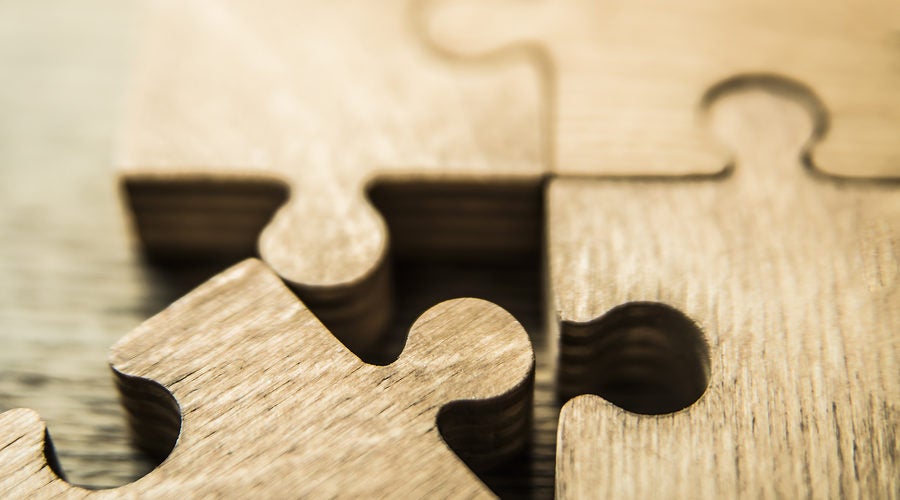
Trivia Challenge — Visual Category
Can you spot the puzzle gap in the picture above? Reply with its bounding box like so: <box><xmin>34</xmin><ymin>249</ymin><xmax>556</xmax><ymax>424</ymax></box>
<box><xmin>122</xmin><ymin>176</ymin><xmax>290</xmax><ymax>263</ymax></box>
<box><xmin>558</xmin><ymin>303</ymin><xmax>710</xmax><ymax>415</ymax></box>
<box><xmin>36</xmin><ymin>369</ymin><xmax>182</xmax><ymax>490</ymax></box>
<box><xmin>112</xmin><ymin>371</ymin><xmax>181</xmax><ymax>469</ymax></box>
<box><xmin>366</xmin><ymin>179</ymin><xmax>546</xmax><ymax>362</ymax></box>
<box><xmin>368</xmin><ymin>179</ymin><xmax>551</xmax><ymax>497</ymax></box>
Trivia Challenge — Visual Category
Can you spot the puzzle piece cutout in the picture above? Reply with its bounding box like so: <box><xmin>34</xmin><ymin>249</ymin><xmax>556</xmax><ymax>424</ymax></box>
<box><xmin>119</xmin><ymin>0</ymin><xmax>544</xmax><ymax>353</ymax></box>
<box><xmin>549</xmin><ymin>90</ymin><xmax>899</xmax><ymax>496</ymax></box>
<box><xmin>423</xmin><ymin>0</ymin><xmax>900</xmax><ymax>177</ymax></box>
<box><xmin>0</xmin><ymin>259</ymin><xmax>534</xmax><ymax>497</ymax></box>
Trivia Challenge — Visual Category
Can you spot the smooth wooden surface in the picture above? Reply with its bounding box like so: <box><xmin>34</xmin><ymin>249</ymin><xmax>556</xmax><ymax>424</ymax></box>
<box><xmin>1</xmin><ymin>259</ymin><xmax>534</xmax><ymax>498</ymax></box>
<box><xmin>551</xmin><ymin>90</ymin><xmax>899</xmax><ymax>498</ymax></box>
<box><xmin>119</xmin><ymin>0</ymin><xmax>544</xmax><ymax>353</ymax></box>
<box><xmin>423</xmin><ymin>0</ymin><xmax>900</xmax><ymax>178</ymax></box>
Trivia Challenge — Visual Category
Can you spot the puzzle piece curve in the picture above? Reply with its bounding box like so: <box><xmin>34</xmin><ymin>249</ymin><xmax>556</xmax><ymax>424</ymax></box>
<box><xmin>423</xmin><ymin>0</ymin><xmax>900</xmax><ymax>177</ymax></box>
<box><xmin>120</xmin><ymin>0</ymin><xmax>544</xmax><ymax>353</ymax></box>
<box><xmin>549</xmin><ymin>90</ymin><xmax>899</xmax><ymax>496</ymax></box>
<box><xmin>0</xmin><ymin>259</ymin><xmax>535</xmax><ymax>498</ymax></box>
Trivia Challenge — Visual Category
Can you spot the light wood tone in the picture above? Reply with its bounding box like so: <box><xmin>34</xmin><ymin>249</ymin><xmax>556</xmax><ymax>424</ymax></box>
<box><xmin>422</xmin><ymin>0</ymin><xmax>900</xmax><ymax>178</ymax></box>
<box><xmin>4</xmin><ymin>1</ymin><xmax>898</xmax><ymax>497</ymax></box>
<box><xmin>119</xmin><ymin>0</ymin><xmax>544</xmax><ymax>353</ymax></box>
<box><xmin>550</xmin><ymin>90</ymin><xmax>899</xmax><ymax>498</ymax></box>
<box><xmin>0</xmin><ymin>259</ymin><xmax>534</xmax><ymax>498</ymax></box>
<box><xmin>0</xmin><ymin>5</ymin><xmax>553</xmax><ymax>492</ymax></box>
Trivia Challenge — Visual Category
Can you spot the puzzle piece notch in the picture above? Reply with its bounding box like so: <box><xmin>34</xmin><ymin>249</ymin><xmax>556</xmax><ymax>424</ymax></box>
<box><xmin>423</xmin><ymin>0</ymin><xmax>900</xmax><ymax>178</ymax></box>
<box><xmin>120</xmin><ymin>0</ymin><xmax>544</xmax><ymax>355</ymax></box>
<box><xmin>0</xmin><ymin>259</ymin><xmax>534</xmax><ymax>498</ymax></box>
<box><xmin>549</xmin><ymin>89</ymin><xmax>900</xmax><ymax>495</ymax></box>
<box><xmin>557</xmin><ymin>302</ymin><xmax>710</xmax><ymax>412</ymax></box>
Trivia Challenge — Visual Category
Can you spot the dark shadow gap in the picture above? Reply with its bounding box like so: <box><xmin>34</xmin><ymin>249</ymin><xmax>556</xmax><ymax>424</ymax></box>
<box><xmin>559</xmin><ymin>302</ymin><xmax>710</xmax><ymax>415</ymax></box>
<box><xmin>368</xmin><ymin>179</ymin><xmax>548</xmax><ymax>499</ymax></box>
<box><xmin>40</xmin><ymin>373</ymin><xmax>181</xmax><ymax>491</ymax></box>
<box><xmin>111</xmin><ymin>371</ymin><xmax>181</xmax><ymax>466</ymax></box>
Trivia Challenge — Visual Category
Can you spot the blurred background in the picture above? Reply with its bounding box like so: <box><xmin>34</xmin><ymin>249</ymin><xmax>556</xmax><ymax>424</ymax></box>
<box><xmin>0</xmin><ymin>0</ymin><xmax>232</xmax><ymax>488</ymax></box>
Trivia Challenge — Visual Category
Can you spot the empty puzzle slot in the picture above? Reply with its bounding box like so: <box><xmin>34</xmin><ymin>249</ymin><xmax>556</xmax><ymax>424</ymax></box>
<box><xmin>34</xmin><ymin>370</ymin><xmax>181</xmax><ymax>491</ymax></box>
<box><xmin>112</xmin><ymin>370</ymin><xmax>181</xmax><ymax>471</ymax></box>
<box><xmin>559</xmin><ymin>302</ymin><xmax>710</xmax><ymax>415</ymax></box>
<box><xmin>367</xmin><ymin>178</ymin><xmax>547</xmax><ymax>497</ymax></box>
<box><xmin>366</xmin><ymin>177</ymin><xmax>545</xmax><ymax>362</ymax></box>
<box><xmin>122</xmin><ymin>175</ymin><xmax>290</xmax><ymax>263</ymax></box>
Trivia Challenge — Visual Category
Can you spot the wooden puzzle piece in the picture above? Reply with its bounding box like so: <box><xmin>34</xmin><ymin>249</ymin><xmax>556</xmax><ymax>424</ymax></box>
<box><xmin>119</xmin><ymin>0</ymin><xmax>544</xmax><ymax>354</ymax></box>
<box><xmin>422</xmin><ymin>0</ymin><xmax>900</xmax><ymax>177</ymax></box>
<box><xmin>549</xmin><ymin>90</ymin><xmax>899</xmax><ymax>496</ymax></box>
<box><xmin>0</xmin><ymin>259</ymin><xmax>534</xmax><ymax>497</ymax></box>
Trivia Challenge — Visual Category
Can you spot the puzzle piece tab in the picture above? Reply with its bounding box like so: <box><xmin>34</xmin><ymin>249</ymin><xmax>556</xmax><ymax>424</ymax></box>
<box><xmin>120</xmin><ymin>0</ymin><xmax>544</xmax><ymax>353</ymax></box>
<box><xmin>550</xmin><ymin>90</ymin><xmax>899</xmax><ymax>496</ymax></box>
<box><xmin>423</xmin><ymin>0</ymin><xmax>900</xmax><ymax>177</ymax></box>
<box><xmin>1</xmin><ymin>259</ymin><xmax>534</xmax><ymax>497</ymax></box>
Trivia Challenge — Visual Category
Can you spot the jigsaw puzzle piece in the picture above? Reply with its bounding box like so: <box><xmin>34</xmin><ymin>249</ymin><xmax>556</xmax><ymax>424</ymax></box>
<box><xmin>1</xmin><ymin>259</ymin><xmax>534</xmax><ymax>497</ymax></box>
<box><xmin>548</xmin><ymin>88</ymin><xmax>899</xmax><ymax>495</ymax></box>
<box><xmin>555</xmin><ymin>395</ymin><xmax>705</xmax><ymax>499</ymax></box>
<box><xmin>119</xmin><ymin>0</ymin><xmax>544</xmax><ymax>353</ymax></box>
<box><xmin>423</xmin><ymin>0</ymin><xmax>900</xmax><ymax>177</ymax></box>
<box><xmin>0</xmin><ymin>409</ymin><xmax>72</xmax><ymax>497</ymax></box>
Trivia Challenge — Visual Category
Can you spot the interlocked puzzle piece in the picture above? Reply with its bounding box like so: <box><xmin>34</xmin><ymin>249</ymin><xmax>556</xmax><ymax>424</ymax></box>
<box><xmin>101</xmin><ymin>2</ymin><xmax>899</xmax><ymax>496</ymax></box>
<box><xmin>119</xmin><ymin>0</ymin><xmax>544</xmax><ymax>353</ymax></box>
<box><xmin>550</xmin><ymin>90</ymin><xmax>899</xmax><ymax>496</ymax></box>
<box><xmin>0</xmin><ymin>259</ymin><xmax>534</xmax><ymax>497</ymax></box>
<box><xmin>423</xmin><ymin>0</ymin><xmax>900</xmax><ymax>177</ymax></box>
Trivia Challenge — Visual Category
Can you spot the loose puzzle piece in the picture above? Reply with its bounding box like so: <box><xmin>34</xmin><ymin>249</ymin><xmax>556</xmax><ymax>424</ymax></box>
<box><xmin>119</xmin><ymin>0</ymin><xmax>544</xmax><ymax>353</ymax></box>
<box><xmin>550</xmin><ymin>90</ymin><xmax>899</xmax><ymax>496</ymax></box>
<box><xmin>0</xmin><ymin>259</ymin><xmax>534</xmax><ymax>498</ymax></box>
<box><xmin>423</xmin><ymin>0</ymin><xmax>900</xmax><ymax>177</ymax></box>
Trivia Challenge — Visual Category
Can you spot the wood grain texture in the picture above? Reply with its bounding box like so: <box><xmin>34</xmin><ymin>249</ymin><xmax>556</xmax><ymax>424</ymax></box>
<box><xmin>550</xmin><ymin>90</ymin><xmax>900</xmax><ymax>498</ymax></box>
<box><xmin>4</xmin><ymin>0</ymin><xmax>898</xmax><ymax>498</ymax></box>
<box><xmin>0</xmin><ymin>259</ymin><xmax>535</xmax><ymax>498</ymax></box>
<box><xmin>119</xmin><ymin>0</ymin><xmax>544</xmax><ymax>353</ymax></box>
<box><xmin>423</xmin><ymin>0</ymin><xmax>900</xmax><ymax>178</ymax></box>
